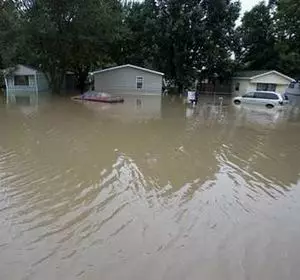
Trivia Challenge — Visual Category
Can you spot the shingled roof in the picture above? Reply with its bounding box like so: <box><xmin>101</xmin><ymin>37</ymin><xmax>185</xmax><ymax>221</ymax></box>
<box><xmin>234</xmin><ymin>70</ymin><xmax>270</xmax><ymax>78</ymax></box>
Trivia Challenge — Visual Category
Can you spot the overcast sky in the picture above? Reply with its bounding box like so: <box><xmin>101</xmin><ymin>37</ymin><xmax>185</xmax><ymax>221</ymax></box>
<box><xmin>241</xmin><ymin>0</ymin><xmax>264</xmax><ymax>14</ymax></box>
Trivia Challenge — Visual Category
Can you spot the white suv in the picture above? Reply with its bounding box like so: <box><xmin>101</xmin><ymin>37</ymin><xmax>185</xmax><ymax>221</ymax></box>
<box><xmin>233</xmin><ymin>91</ymin><xmax>289</xmax><ymax>108</ymax></box>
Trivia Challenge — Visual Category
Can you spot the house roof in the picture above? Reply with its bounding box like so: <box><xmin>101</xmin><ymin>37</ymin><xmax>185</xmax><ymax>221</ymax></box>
<box><xmin>21</xmin><ymin>65</ymin><xmax>38</xmax><ymax>72</ymax></box>
<box><xmin>233</xmin><ymin>70</ymin><xmax>295</xmax><ymax>82</ymax></box>
<box><xmin>235</xmin><ymin>70</ymin><xmax>270</xmax><ymax>78</ymax></box>
<box><xmin>91</xmin><ymin>64</ymin><xmax>164</xmax><ymax>76</ymax></box>
<box><xmin>3</xmin><ymin>64</ymin><xmax>38</xmax><ymax>76</ymax></box>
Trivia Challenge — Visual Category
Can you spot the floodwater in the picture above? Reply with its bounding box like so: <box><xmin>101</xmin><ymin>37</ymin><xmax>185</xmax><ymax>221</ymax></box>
<box><xmin>1</xmin><ymin>94</ymin><xmax>300</xmax><ymax>280</ymax></box>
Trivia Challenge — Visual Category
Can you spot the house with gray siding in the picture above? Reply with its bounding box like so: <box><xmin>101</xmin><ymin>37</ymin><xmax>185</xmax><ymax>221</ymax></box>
<box><xmin>4</xmin><ymin>64</ymin><xmax>50</xmax><ymax>103</ymax></box>
<box><xmin>91</xmin><ymin>64</ymin><xmax>164</xmax><ymax>95</ymax></box>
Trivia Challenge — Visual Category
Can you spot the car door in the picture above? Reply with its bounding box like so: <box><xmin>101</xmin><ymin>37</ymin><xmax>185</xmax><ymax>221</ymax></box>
<box><xmin>241</xmin><ymin>92</ymin><xmax>255</xmax><ymax>104</ymax></box>
<box><xmin>253</xmin><ymin>91</ymin><xmax>265</xmax><ymax>105</ymax></box>
<box><xmin>261</xmin><ymin>92</ymin><xmax>278</xmax><ymax>105</ymax></box>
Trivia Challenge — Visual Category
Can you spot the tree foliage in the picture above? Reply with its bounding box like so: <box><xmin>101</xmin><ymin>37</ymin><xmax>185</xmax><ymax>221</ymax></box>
<box><xmin>0</xmin><ymin>0</ymin><xmax>28</xmax><ymax>66</ymax></box>
<box><xmin>1</xmin><ymin>0</ymin><xmax>122</xmax><ymax>93</ymax></box>
<box><xmin>237</xmin><ymin>0</ymin><xmax>300</xmax><ymax>77</ymax></box>
<box><xmin>119</xmin><ymin>0</ymin><xmax>240</xmax><ymax>90</ymax></box>
<box><xmin>1</xmin><ymin>0</ymin><xmax>300</xmax><ymax>93</ymax></box>
<box><xmin>276</xmin><ymin>0</ymin><xmax>300</xmax><ymax>77</ymax></box>
<box><xmin>237</xmin><ymin>2</ymin><xmax>279</xmax><ymax>70</ymax></box>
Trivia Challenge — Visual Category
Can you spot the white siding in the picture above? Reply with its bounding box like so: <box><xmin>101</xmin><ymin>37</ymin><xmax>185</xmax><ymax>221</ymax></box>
<box><xmin>232</xmin><ymin>76</ymin><xmax>290</xmax><ymax>96</ymax></box>
<box><xmin>232</xmin><ymin>79</ymin><xmax>252</xmax><ymax>96</ymax></box>
<box><xmin>252</xmin><ymin>73</ymin><xmax>291</xmax><ymax>85</ymax></box>
<box><xmin>94</xmin><ymin>67</ymin><xmax>163</xmax><ymax>95</ymax></box>
<box><xmin>36</xmin><ymin>72</ymin><xmax>50</xmax><ymax>92</ymax></box>
<box><xmin>274</xmin><ymin>85</ymin><xmax>288</xmax><ymax>94</ymax></box>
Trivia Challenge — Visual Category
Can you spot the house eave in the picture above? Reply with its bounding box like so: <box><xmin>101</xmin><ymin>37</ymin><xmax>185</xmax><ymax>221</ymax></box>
<box><xmin>234</xmin><ymin>70</ymin><xmax>295</xmax><ymax>83</ymax></box>
<box><xmin>91</xmin><ymin>64</ymin><xmax>164</xmax><ymax>76</ymax></box>
<box><xmin>232</xmin><ymin>77</ymin><xmax>250</xmax><ymax>80</ymax></box>
<box><xmin>250</xmin><ymin>70</ymin><xmax>295</xmax><ymax>82</ymax></box>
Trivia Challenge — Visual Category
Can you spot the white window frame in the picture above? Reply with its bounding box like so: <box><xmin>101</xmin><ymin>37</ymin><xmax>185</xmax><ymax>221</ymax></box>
<box><xmin>136</xmin><ymin>76</ymin><xmax>144</xmax><ymax>90</ymax></box>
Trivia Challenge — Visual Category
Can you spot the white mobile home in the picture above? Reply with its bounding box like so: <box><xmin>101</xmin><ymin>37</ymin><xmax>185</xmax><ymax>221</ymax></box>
<box><xmin>91</xmin><ymin>64</ymin><xmax>164</xmax><ymax>95</ymax></box>
<box><xmin>4</xmin><ymin>64</ymin><xmax>49</xmax><ymax>103</ymax></box>
<box><xmin>232</xmin><ymin>70</ymin><xmax>294</xmax><ymax>95</ymax></box>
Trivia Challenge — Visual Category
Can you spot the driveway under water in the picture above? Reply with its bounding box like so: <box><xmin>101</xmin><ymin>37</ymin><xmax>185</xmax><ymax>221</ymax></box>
<box><xmin>1</xmin><ymin>95</ymin><xmax>300</xmax><ymax>280</ymax></box>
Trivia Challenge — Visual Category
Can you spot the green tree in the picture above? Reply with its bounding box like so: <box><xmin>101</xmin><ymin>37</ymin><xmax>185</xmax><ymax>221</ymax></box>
<box><xmin>115</xmin><ymin>0</ymin><xmax>158</xmax><ymax>67</ymax></box>
<box><xmin>154</xmin><ymin>0</ymin><xmax>202</xmax><ymax>91</ymax></box>
<box><xmin>23</xmin><ymin>0</ymin><xmax>122</xmax><ymax>93</ymax></box>
<box><xmin>276</xmin><ymin>0</ymin><xmax>300</xmax><ymax>77</ymax></box>
<box><xmin>0</xmin><ymin>0</ymin><xmax>27</xmax><ymax>67</ymax></box>
<box><xmin>198</xmin><ymin>0</ymin><xmax>240</xmax><ymax>80</ymax></box>
<box><xmin>1</xmin><ymin>0</ymin><xmax>242</xmax><ymax>94</ymax></box>
<box><xmin>0</xmin><ymin>0</ymin><xmax>122</xmax><ymax>93</ymax></box>
<box><xmin>237</xmin><ymin>1</ymin><xmax>279</xmax><ymax>71</ymax></box>
<box><xmin>154</xmin><ymin>0</ymin><xmax>240</xmax><ymax>91</ymax></box>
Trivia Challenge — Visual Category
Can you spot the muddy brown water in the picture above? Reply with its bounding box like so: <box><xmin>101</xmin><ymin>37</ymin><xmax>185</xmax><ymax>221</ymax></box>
<box><xmin>1</xmin><ymin>95</ymin><xmax>300</xmax><ymax>280</ymax></box>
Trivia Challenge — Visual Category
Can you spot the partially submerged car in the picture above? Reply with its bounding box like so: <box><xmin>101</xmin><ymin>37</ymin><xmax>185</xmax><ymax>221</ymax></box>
<box><xmin>233</xmin><ymin>91</ymin><xmax>289</xmax><ymax>108</ymax></box>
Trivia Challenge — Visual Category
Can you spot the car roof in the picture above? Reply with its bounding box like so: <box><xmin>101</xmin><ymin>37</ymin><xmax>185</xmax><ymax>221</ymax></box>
<box><xmin>253</xmin><ymin>91</ymin><xmax>278</xmax><ymax>94</ymax></box>
<box><xmin>246</xmin><ymin>91</ymin><xmax>281</xmax><ymax>95</ymax></box>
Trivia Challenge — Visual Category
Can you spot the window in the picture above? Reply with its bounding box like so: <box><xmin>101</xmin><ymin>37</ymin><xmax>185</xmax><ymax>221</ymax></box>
<box><xmin>256</xmin><ymin>83</ymin><xmax>276</xmax><ymax>91</ymax></box>
<box><xmin>235</xmin><ymin>82</ymin><xmax>240</xmax><ymax>91</ymax></box>
<box><xmin>254</xmin><ymin>91</ymin><xmax>279</xmax><ymax>100</ymax></box>
<box><xmin>14</xmin><ymin>75</ymin><xmax>30</xmax><ymax>86</ymax></box>
<box><xmin>136</xmin><ymin>76</ymin><xmax>144</xmax><ymax>89</ymax></box>
<box><xmin>242</xmin><ymin>92</ymin><xmax>254</xmax><ymax>98</ymax></box>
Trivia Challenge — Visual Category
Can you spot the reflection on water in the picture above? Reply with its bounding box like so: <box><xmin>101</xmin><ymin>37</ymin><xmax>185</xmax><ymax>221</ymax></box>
<box><xmin>74</xmin><ymin>95</ymin><xmax>162</xmax><ymax>121</ymax></box>
<box><xmin>4</xmin><ymin>91</ymin><xmax>52</xmax><ymax>116</ymax></box>
<box><xmin>1</xmin><ymin>95</ymin><xmax>300</xmax><ymax>280</ymax></box>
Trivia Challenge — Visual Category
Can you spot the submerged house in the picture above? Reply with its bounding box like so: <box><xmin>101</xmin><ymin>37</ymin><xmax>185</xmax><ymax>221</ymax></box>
<box><xmin>90</xmin><ymin>64</ymin><xmax>164</xmax><ymax>95</ymax></box>
<box><xmin>3</xmin><ymin>64</ymin><xmax>76</xmax><ymax>104</ymax></box>
<box><xmin>3</xmin><ymin>64</ymin><xmax>50</xmax><ymax>103</ymax></box>
<box><xmin>232</xmin><ymin>70</ymin><xmax>295</xmax><ymax>95</ymax></box>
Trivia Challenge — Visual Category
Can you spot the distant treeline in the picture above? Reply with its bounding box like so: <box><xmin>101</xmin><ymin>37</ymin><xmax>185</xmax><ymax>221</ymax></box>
<box><xmin>0</xmin><ymin>0</ymin><xmax>299</xmax><ymax>93</ymax></box>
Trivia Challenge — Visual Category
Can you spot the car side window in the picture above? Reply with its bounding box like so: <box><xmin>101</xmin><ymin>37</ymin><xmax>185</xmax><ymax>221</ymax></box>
<box><xmin>254</xmin><ymin>92</ymin><xmax>264</xmax><ymax>99</ymax></box>
<box><xmin>264</xmin><ymin>92</ymin><xmax>279</xmax><ymax>100</ymax></box>
<box><xmin>242</xmin><ymin>92</ymin><xmax>254</xmax><ymax>98</ymax></box>
<box><xmin>254</xmin><ymin>92</ymin><xmax>279</xmax><ymax>100</ymax></box>
<box><xmin>269</xmin><ymin>93</ymin><xmax>279</xmax><ymax>100</ymax></box>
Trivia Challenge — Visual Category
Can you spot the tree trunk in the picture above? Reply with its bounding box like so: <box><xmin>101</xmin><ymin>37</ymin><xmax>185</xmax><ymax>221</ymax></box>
<box><xmin>176</xmin><ymin>81</ymin><xmax>184</xmax><ymax>94</ymax></box>
<box><xmin>48</xmin><ymin>68</ymin><xmax>65</xmax><ymax>95</ymax></box>
<box><xmin>76</xmin><ymin>67</ymin><xmax>89</xmax><ymax>94</ymax></box>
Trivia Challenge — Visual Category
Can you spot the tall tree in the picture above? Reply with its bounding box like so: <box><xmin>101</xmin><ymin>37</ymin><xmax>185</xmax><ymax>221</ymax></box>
<box><xmin>276</xmin><ymin>0</ymin><xmax>300</xmax><ymax>77</ymax></box>
<box><xmin>0</xmin><ymin>0</ymin><xmax>27</xmax><ymax>67</ymax></box>
<box><xmin>237</xmin><ymin>1</ymin><xmax>279</xmax><ymax>70</ymax></box>
<box><xmin>24</xmin><ymin>0</ymin><xmax>122</xmax><ymax>93</ymax></box>
<box><xmin>154</xmin><ymin>0</ymin><xmax>240</xmax><ymax>91</ymax></box>
<box><xmin>115</xmin><ymin>0</ymin><xmax>158</xmax><ymax>67</ymax></box>
<box><xmin>155</xmin><ymin>0</ymin><xmax>205</xmax><ymax>91</ymax></box>
<box><xmin>199</xmin><ymin>0</ymin><xmax>240</xmax><ymax>80</ymax></box>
